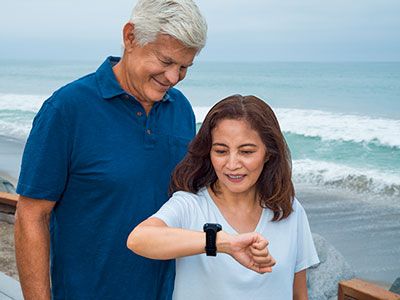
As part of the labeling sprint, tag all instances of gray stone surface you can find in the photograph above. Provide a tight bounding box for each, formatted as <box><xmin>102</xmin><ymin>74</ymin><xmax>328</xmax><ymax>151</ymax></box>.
<box><xmin>0</xmin><ymin>176</ymin><xmax>16</xmax><ymax>194</ymax></box>
<box><xmin>0</xmin><ymin>221</ymin><xmax>18</xmax><ymax>280</ymax></box>
<box><xmin>390</xmin><ymin>277</ymin><xmax>400</xmax><ymax>294</ymax></box>
<box><xmin>0</xmin><ymin>272</ymin><xmax>23</xmax><ymax>300</ymax></box>
<box><xmin>307</xmin><ymin>233</ymin><xmax>355</xmax><ymax>300</ymax></box>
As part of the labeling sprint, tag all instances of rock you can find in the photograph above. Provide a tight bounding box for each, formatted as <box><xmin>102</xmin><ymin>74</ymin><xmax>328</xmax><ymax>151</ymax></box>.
<box><xmin>390</xmin><ymin>277</ymin><xmax>400</xmax><ymax>294</ymax></box>
<box><xmin>0</xmin><ymin>177</ymin><xmax>16</xmax><ymax>194</ymax></box>
<box><xmin>307</xmin><ymin>233</ymin><xmax>355</xmax><ymax>300</ymax></box>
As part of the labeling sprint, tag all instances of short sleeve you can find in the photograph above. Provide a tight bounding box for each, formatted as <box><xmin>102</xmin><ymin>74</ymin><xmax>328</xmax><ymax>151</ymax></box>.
<box><xmin>17</xmin><ymin>99</ymin><xmax>70</xmax><ymax>201</ymax></box>
<box><xmin>152</xmin><ymin>192</ymin><xmax>195</xmax><ymax>229</ymax></box>
<box><xmin>294</xmin><ymin>199</ymin><xmax>320</xmax><ymax>272</ymax></box>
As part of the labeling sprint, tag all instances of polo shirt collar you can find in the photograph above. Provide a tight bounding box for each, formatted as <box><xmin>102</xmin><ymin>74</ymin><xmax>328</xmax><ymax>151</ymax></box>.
<box><xmin>95</xmin><ymin>56</ymin><xmax>174</xmax><ymax>102</ymax></box>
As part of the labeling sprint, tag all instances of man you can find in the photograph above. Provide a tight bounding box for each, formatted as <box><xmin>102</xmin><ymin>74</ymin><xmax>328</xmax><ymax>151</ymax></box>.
<box><xmin>14</xmin><ymin>0</ymin><xmax>207</xmax><ymax>299</ymax></box>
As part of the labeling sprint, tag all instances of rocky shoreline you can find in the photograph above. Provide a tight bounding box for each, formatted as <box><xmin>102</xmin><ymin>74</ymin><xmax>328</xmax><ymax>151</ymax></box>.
<box><xmin>0</xmin><ymin>219</ymin><xmax>18</xmax><ymax>280</ymax></box>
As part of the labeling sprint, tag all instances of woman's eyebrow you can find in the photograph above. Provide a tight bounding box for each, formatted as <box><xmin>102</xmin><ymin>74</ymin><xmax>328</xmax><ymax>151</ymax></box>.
<box><xmin>211</xmin><ymin>143</ymin><xmax>258</xmax><ymax>147</ymax></box>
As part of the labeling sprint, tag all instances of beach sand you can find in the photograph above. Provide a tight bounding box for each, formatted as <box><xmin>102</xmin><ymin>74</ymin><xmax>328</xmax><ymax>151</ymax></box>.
<box><xmin>296</xmin><ymin>184</ymin><xmax>400</xmax><ymax>287</ymax></box>
<box><xmin>0</xmin><ymin>136</ymin><xmax>398</xmax><ymax>288</ymax></box>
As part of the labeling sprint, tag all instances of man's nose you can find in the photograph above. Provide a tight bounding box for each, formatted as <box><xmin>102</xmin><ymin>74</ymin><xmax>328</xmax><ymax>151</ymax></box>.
<box><xmin>164</xmin><ymin>67</ymin><xmax>180</xmax><ymax>86</ymax></box>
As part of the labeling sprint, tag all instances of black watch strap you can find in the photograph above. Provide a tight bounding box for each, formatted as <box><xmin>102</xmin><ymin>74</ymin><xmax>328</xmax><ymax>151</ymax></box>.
<box><xmin>203</xmin><ymin>223</ymin><xmax>222</xmax><ymax>256</ymax></box>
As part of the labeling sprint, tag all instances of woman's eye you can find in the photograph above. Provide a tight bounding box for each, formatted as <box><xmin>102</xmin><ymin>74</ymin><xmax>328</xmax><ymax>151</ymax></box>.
<box><xmin>240</xmin><ymin>150</ymin><xmax>254</xmax><ymax>155</ymax></box>
<box><xmin>214</xmin><ymin>149</ymin><xmax>226</xmax><ymax>154</ymax></box>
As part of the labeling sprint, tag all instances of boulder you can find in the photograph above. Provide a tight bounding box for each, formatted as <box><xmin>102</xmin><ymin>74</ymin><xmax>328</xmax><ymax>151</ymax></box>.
<box><xmin>389</xmin><ymin>277</ymin><xmax>400</xmax><ymax>294</ymax></box>
<box><xmin>0</xmin><ymin>177</ymin><xmax>16</xmax><ymax>194</ymax></box>
<box><xmin>307</xmin><ymin>233</ymin><xmax>355</xmax><ymax>300</ymax></box>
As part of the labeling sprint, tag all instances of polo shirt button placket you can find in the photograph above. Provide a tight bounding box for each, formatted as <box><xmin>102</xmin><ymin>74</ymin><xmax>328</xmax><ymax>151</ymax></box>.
<box><xmin>144</xmin><ymin>127</ymin><xmax>155</xmax><ymax>149</ymax></box>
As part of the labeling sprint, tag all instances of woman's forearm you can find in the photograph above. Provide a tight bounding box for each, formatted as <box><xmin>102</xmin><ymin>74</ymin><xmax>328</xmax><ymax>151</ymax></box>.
<box><xmin>127</xmin><ymin>217</ymin><xmax>276</xmax><ymax>275</ymax></box>
<box><xmin>127</xmin><ymin>224</ymin><xmax>207</xmax><ymax>259</ymax></box>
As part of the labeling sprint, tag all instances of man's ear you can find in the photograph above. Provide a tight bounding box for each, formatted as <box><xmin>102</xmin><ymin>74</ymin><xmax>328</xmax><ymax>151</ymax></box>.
<box><xmin>122</xmin><ymin>22</ymin><xmax>135</xmax><ymax>51</ymax></box>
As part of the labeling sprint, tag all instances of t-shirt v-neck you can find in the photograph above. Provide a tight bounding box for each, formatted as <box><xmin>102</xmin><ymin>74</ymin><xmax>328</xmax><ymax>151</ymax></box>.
<box><xmin>201</xmin><ymin>187</ymin><xmax>270</xmax><ymax>235</ymax></box>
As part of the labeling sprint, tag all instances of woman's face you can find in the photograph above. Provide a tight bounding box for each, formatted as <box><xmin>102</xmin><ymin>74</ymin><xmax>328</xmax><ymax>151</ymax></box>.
<box><xmin>210</xmin><ymin>118</ymin><xmax>267</xmax><ymax>196</ymax></box>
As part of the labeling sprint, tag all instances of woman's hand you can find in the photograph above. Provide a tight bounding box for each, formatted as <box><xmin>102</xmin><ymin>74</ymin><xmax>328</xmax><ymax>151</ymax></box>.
<box><xmin>217</xmin><ymin>232</ymin><xmax>276</xmax><ymax>274</ymax></box>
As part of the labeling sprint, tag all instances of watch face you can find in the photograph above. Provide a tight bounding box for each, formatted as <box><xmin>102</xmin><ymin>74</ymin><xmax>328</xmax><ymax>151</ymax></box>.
<box><xmin>203</xmin><ymin>223</ymin><xmax>222</xmax><ymax>231</ymax></box>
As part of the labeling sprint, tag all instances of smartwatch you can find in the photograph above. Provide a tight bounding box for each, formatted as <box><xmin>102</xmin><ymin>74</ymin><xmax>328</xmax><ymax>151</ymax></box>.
<box><xmin>203</xmin><ymin>223</ymin><xmax>222</xmax><ymax>256</ymax></box>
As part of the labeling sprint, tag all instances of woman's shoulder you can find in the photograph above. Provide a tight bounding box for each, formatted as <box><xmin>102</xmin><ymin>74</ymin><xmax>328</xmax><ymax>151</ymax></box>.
<box><xmin>291</xmin><ymin>197</ymin><xmax>309</xmax><ymax>221</ymax></box>
<box><xmin>292</xmin><ymin>197</ymin><xmax>304</xmax><ymax>210</ymax></box>
<box><xmin>170</xmin><ymin>188</ymin><xmax>209</xmax><ymax>205</ymax></box>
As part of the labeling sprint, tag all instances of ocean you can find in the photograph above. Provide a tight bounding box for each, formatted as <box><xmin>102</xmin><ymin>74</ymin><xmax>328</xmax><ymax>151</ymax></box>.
<box><xmin>1</xmin><ymin>60</ymin><xmax>399</xmax><ymax>202</ymax></box>
<box><xmin>1</xmin><ymin>59</ymin><xmax>399</xmax><ymax>286</ymax></box>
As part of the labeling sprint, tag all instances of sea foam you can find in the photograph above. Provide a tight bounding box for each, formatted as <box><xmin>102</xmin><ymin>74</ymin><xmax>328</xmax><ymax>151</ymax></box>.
<box><xmin>0</xmin><ymin>93</ymin><xmax>47</xmax><ymax>140</ymax></box>
<box><xmin>276</xmin><ymin>108</ymin><xmax>400</xmax><ymax>149</ymax></box>
<box><xmin>194</xmin><ymin>106</ymin><xmax>400</xmax><ymax>148</ymax></box>
<box><xmin>0</xmin><ymin>93</ymin><xmax>47</xmax><ymax>112</ymax></box>
<box><xmin>293</xmin><ymin>159</ymin><xmax>400</xmax><ymax>198</ymax></box>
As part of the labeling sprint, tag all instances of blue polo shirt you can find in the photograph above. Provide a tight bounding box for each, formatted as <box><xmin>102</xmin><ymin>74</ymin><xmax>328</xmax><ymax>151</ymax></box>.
<box><xmin>17</xmin><ymin>56</ymin><xmax>196</xmax><ymax>300</ymax></box>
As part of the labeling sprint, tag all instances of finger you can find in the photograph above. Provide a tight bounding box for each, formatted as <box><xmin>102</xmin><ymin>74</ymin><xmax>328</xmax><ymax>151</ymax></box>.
<box><xmin>250</xmin><ymin>246</ymin><xmax>268</xmax><ymax>257</ymax></box>
<box><xmin>258</xmin><ymin>257</ymin><xmax>276</xmax><ymax>267</ymax></box>
<box><xmin>257</xmin><ymin>265</ymin><xmax>273</xmax><ymax>274</ymax></box>
<box><xmin>249</xmin><ymin>263</ymin><xmax>274</xmax><ymax>274</ymax></box>
<box><xmin>251</xmin><ymin>239</ymin><xmax>268</xmax><ymax>250</ymax></box>
<box><xmin>253</xmin><ymin>254</ymin><xmax>276</xmax><ymax>266</ymax></box>
<box><xmin>256</xmin><ymin>258</ymin><xmax>276</xmax><ymax>269</ymax></box>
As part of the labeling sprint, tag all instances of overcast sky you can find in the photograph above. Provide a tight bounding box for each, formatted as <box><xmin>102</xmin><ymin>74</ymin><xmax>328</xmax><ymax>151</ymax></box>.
<box><xmin>1</xmin><ymin>0</ymin><xmax>400</xmax><ymax>61</ymax></box>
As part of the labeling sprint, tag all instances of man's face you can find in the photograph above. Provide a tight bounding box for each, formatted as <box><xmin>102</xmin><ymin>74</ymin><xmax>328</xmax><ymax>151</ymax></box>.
<box><xmin>119</xmin><ymin>24</ymin><xmax>197</xmax><ymax>110</ymax></box>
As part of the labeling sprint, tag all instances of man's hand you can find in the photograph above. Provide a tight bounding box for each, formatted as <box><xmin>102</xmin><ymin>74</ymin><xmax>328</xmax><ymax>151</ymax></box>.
<box><xmin>217</xmin><ymin>231</ymin><xmax>276</xmax><ymax>274</ymax></box>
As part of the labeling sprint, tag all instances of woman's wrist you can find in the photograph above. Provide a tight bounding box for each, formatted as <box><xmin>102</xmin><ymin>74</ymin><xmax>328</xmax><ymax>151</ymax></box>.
<box><xmin>216</xmin><ymin>231</ymin><xmax>232</xmax><ymax>254</ymax></box>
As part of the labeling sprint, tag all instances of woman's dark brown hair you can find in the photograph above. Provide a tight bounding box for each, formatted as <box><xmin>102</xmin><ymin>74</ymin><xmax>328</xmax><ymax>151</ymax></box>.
<box><xmin>170</xmin><ymin>94</ymin><xmax>295</xmax><ymax>221</ymax></box>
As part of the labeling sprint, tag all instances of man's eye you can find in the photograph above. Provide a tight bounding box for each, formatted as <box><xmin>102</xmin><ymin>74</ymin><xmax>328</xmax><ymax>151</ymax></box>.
<box><xmin>160</xmin><ymin>59</ymin><xmax>171</xmax><ymax>65</ymax></box>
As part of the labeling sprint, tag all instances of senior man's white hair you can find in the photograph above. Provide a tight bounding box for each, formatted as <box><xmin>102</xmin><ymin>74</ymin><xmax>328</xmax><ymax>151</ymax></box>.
<box><xmin>130</xmin><ymin>0</ymin><xmax>207</xmax><ymax>53</ymax></box>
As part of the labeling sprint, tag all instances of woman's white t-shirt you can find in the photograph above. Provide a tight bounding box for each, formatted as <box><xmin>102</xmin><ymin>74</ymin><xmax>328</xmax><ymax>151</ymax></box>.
<box><xmin>153</xmin><ymin>187</ymin><xmax>319</xmax><ymax>300</ymax></box>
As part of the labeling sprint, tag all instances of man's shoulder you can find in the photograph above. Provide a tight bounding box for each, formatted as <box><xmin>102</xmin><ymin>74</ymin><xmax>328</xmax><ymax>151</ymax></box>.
<box><xmin>167</xmin><ymin>88</ymin><xmax>195</xmax><ymax>121</ymax></box>
<box><xmin>168</xmin><ymin>88</ymin><xmax>191</xmax><ymax>106</ymax></box>
<box><xmin>53</xmin><ymin>72</ymin><xmax>97</xmax><ymax>99</ymax></box>
<box><xmin>46</xmin><ymin>72</ymin><xmax>98</xmax><ymax>110</ymax></box>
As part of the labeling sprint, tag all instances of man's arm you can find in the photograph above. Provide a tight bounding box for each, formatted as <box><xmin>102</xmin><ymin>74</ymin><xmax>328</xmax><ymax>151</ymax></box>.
<box><xmin>14</xmin><ymin>196</ymin><xmax>56</xmax><ymax>300</ymax></box>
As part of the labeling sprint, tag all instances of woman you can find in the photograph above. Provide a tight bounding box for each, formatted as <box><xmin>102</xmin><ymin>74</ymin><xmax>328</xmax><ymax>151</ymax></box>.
<box><xmin>128</xmin><ymin>95</ymin><xmax>319</xmax><ymax>299</ymax></box>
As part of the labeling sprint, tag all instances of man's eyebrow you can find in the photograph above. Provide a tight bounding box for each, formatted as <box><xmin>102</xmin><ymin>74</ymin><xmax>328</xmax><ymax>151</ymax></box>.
<box><xmin>156</xmin><ymin>52</ymin><xmax>193</xmax><ymax>67</ymax></box>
